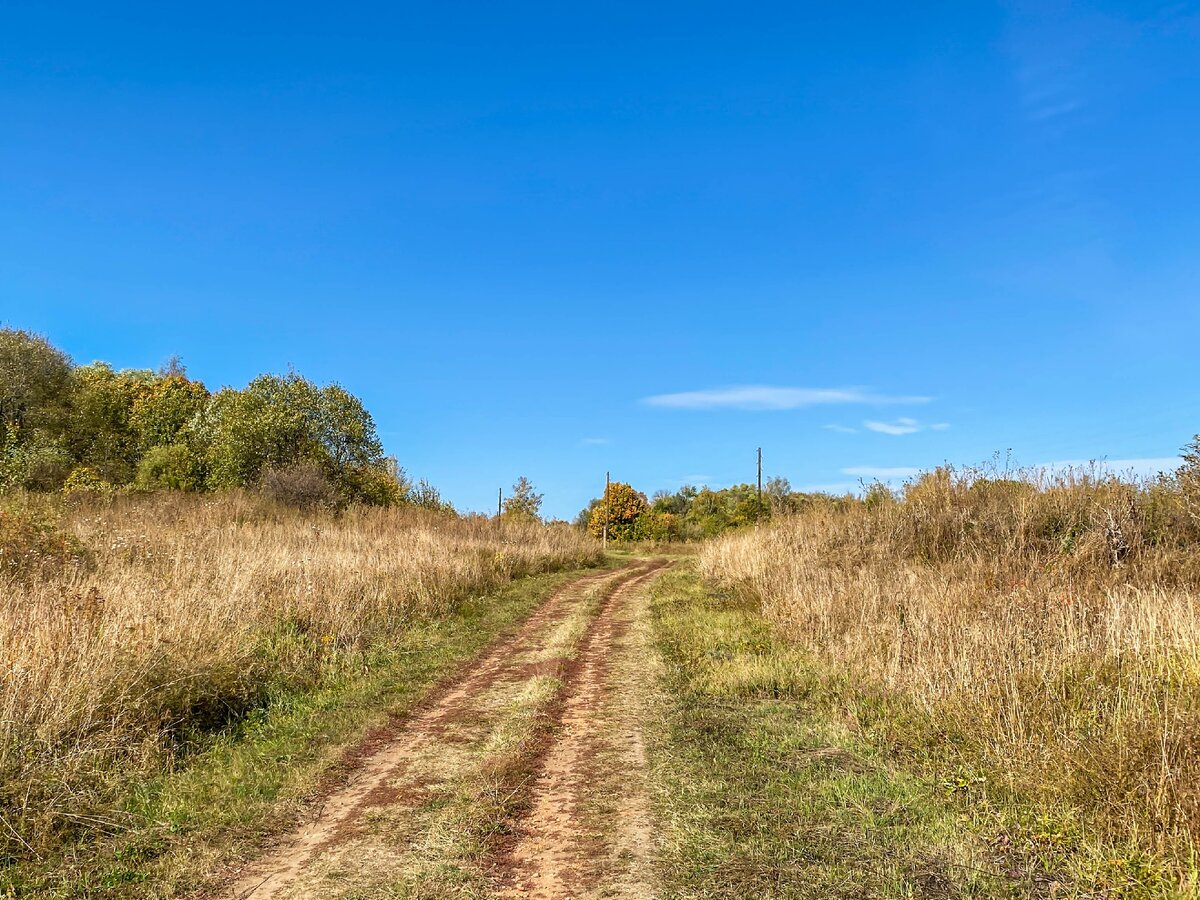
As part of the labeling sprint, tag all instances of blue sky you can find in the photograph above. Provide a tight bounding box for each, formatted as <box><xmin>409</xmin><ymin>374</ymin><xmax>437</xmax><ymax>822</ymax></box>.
<box><xmin>3</xmin><ymin>2</ymin><xmax>1199</xmax><ymax>519</ymax></box>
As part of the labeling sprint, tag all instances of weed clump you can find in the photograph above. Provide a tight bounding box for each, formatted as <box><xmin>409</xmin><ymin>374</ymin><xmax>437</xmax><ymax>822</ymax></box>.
<box><xmin>0</xmin><ymin>501</ymin><xmax>88</xmax><ymax>581</ymax></box>
<box><xmin>259</xmin><ymin>462</ymin><xmax>339</xmax><ymax>510</ymax></box>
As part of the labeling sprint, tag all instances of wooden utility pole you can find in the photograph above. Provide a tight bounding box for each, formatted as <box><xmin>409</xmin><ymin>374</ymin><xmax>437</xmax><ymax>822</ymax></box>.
<box><xmin>757</xmin><ymin>447</ymin><xmax>763</xmax><ymax>523</ymax></box>
<box><xmin>603</xmin><ymin>471</ymin><xmax>610</xmax><ymax>550</ymax></box>
<box><xmin>497</xmin><ymin>487</ymin><xmax>502</xmax><ymax>521</ymax></box>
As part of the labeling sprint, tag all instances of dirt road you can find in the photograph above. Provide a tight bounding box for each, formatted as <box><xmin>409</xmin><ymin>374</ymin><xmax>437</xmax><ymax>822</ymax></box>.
<box><xmin>219</xmin><ymin>559</ymin><xmax>668</xmax><ymax>900</ymax></box>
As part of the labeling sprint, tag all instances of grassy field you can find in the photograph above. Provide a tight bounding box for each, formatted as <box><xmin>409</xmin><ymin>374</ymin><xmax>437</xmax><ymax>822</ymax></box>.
<box><xmin>0</xmin><ymin>492</ymin><xmax>601</xmax><ymax>896</ymax></box>
<box><xmin>7</xmin><ymin>464</ymin><xmax>1200</xmax><ymax>898</ymax></box>
<box><xmin>700</xmin><ymin>466</ymin><xmax>1200</xmax><ymax>897</ymax></box>
<box><xmin>647</xmin><ymin>563</ymin><xmax>1003</xmax><ymax>899</ymax></box>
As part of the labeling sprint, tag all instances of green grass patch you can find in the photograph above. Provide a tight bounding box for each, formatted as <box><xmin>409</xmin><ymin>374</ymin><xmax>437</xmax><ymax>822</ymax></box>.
<box><xmin>647</xmin><ymin>564</ymin><xmax>1006</xmax><ymax>899</ymax></box>
<box><xmin>0</xmin><ymin>565</ymin><xmax>605</xmax><ymax>900</ymax></box>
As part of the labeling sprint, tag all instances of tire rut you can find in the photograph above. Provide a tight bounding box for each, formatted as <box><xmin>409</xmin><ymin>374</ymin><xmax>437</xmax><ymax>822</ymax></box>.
<box><xmin>217</xmin><ymin>562</ymin><xmax>656</xmax><ymax>900</ymax></box>
<box><xmin>495</xmin><ymin>560</ymin><xmax>669</xmax><ymax>899</ymax></box>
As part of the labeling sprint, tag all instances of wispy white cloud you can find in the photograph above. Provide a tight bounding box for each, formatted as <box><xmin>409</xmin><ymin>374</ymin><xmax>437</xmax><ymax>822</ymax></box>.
<box><xmin>861</xmin><ymin>418</ymin><xmax>952</xmax><ymax>436</ymax></box>
<box><xmin>580</xmin><ymin>437</ymin><xmax>611</xmax><ymax>446</ymax></box>
<box><xmin>864</xmin><ymin>417</ymin><xmax>921</xmax><ymax>436</ymax></box>
<box><xmin>643</xmin><ymin>385</ymin><xmax>932</xmax><ymax>411</ymax></box>
<box><xmin>823</xmin><ymin>424</ymin><xmax>858</xmax><ymax>434</ymax></box>
<box><xmin>841</xmin><ymin>465</ymin><xmax>922</xmax><ymax>479</ymax></box>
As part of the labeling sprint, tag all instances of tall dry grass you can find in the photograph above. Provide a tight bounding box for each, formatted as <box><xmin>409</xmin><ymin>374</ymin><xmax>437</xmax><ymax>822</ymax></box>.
<box><xmin>701</xmin><ymin>465</ymin><xmax>1200</xmax><ymax>887</ymax></box>
<box><xmin>0</xmin><ymin>492</ymin><xmax>600</xmax><ymax>858</ymax></box>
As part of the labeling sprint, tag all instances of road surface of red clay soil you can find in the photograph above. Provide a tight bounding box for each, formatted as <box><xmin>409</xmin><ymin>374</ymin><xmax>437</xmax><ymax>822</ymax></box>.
<box><xmin>217</xmin><ymin>559</ymin><xmax>668</xmax><ymax>900</ymax></box>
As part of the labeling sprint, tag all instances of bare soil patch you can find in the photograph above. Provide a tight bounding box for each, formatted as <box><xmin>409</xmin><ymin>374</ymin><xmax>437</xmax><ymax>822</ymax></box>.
<box><xmin>495</xmin><ymin>562</ymin><xmax>667</xmax><ymax>899</ymax></box>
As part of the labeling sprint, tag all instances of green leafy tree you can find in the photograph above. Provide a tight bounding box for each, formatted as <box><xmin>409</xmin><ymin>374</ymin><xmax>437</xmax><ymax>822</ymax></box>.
<box><xmin>0</xmin><ymin>329</ymin><xmax>409</xmax><ymax>508</ymax></box>
<box><xmin>202</xmin><ymin>379</ymin><xmax>314</xmax><ymax>489</ymax></box>
<box><xmin>66</xmin><ymin>363</ymin><xmax>151</xmax><ymax>483</ymax></box>
<box><xmin>502</xmin><ymin>476</ymin><xmax>543</xmax><ymax>522</ymax></box>
<box><xmin>310</xmin><ymin>383</ymin><xmax>384</xmax><ymax>469</ymax></box>
<box><xmin>0</xmin><ymin>328</ymin><xmax>73</xmax><ymax>435</ymax></box>
<box><xmin>635</xmin><ymin>508</ymin><xmax>681</xmax><ymax>541</ymax></box>
<box><xmin>0</xmin><ymin>429</ymin><xmax>74</xmax><ymax>491</ymax></box>
<box><xmin>0</xmin><ymin>329</ymin><xmax>75</xmax><ymax>488</ymax></box>
<box><xmin>202</xmin><ymin>374</ymin><xmax>388</xmax><ymax>494</ymax></box>
<box><xmin>129</xmin><ymin>373</ymin><xmax>210</xmax><ymax>453</ymax></box>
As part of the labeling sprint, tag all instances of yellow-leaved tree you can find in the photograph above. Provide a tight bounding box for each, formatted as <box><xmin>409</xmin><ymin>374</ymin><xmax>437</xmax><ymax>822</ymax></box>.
<box><xmin>587</xmin><ymin>481</ymin><xmax>648</xmax><ymax>542</ymax></box>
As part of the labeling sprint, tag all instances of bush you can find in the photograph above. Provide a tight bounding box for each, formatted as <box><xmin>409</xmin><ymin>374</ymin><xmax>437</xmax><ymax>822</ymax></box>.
<box><xmin>134</xmin><ymin>443</ymin><xmax>205</xmax><ymax>492</ymax></box>
<box><xmin>337</xmin><ymin>463</ymin><xmax>408</xmax><ymax>507</ymax></box>
<box><xmin>259</xmin><ymin>463</ymin><xmax>338</xmax><ymax>511</ymax></box>
<box><xmin>62</xmin><ymin>465</ymin><xmax>114</xmax><ymax>499</ymax></box>
<box><xmin>408</xmin><ymin>478</ymin><xmax>454</xmax><ymax>513</ymax></box>
<box><xmin>0</xmin><ymin>433</ymin><xmax>74</xmax><ymax>491</ymax></box>
<box><xmin>1180</xmin><ymin>434</ymin><xmax>1200</xmax><ymax>534</ymax></box>
<box><xmin>0</xmin><ymin>503</ymin><xmax>88</xmax><ymax>581</ymax></box>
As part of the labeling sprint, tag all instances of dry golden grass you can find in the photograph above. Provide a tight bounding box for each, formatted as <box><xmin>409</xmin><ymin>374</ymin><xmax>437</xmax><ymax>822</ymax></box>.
<box><xmin>0</xmin><ymin>492</ymin><xmax>600</xmax><ymax>860</ymax></box>
<box><xmin>701</xmin><ymin>466</ymin><xmax>1200</xmax><ymax>892</ymax></box>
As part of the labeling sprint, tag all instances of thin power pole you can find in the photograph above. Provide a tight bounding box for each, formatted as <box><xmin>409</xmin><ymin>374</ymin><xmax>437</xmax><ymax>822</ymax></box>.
<box><xmin>497</xmin><ymin>487</ymin><xmax>502</xmax><ymax>521</ymax></box>
<box><xmin>757</xmin><ymin>447</ymin><xmax>763</xmax><ymax>523</ymax></box>
<box><xmin>603</xmin><ymin>470</ymin><xmax>610</xmax><ymax>550</ymax></box>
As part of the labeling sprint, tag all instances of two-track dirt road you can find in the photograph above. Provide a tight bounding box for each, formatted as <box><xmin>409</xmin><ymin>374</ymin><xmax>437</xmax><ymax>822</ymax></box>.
<box><xmin>220</xmin><ymin>559</ymin><xmax>669</xmax><ymax>900</ymax></box>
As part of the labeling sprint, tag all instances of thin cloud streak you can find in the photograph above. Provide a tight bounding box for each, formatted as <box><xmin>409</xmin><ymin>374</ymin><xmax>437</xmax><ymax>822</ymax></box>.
<box><xmin>864</xmin><ymin>417</ymin><xmax>921</xmax><ymax>436</ymax></box>
<box><xmin>862</xmin><ymin>418</ymin><xmax>953</xmax><ymax>436</ymax></box>
<box><xmin>643</xmin><ymin>385</ymin><xmax>932</xmax><ymax>411</ymax></box>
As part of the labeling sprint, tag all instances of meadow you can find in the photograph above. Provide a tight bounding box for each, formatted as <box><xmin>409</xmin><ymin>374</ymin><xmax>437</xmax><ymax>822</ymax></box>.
<box><xmin>0</xmin><ymin>492</ymin><xmax>600</xmax><ymax>874</ymax></box>
<box><xmin>701</xmin><ymin>462</ymin><xmax>1200</xmax><ymax>894</ymax></box>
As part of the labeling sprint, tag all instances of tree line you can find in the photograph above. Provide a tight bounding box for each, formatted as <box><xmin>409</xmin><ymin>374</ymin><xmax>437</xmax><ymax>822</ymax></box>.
<box><xmin>0</xmin><ymin>327</ymin><xmax>417</xmax><ymax>507</ymax></box>
<box><xmin>576</xmin><ymin>478</ymin><xmax>849</xmax><ymax>541</ymax></box>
